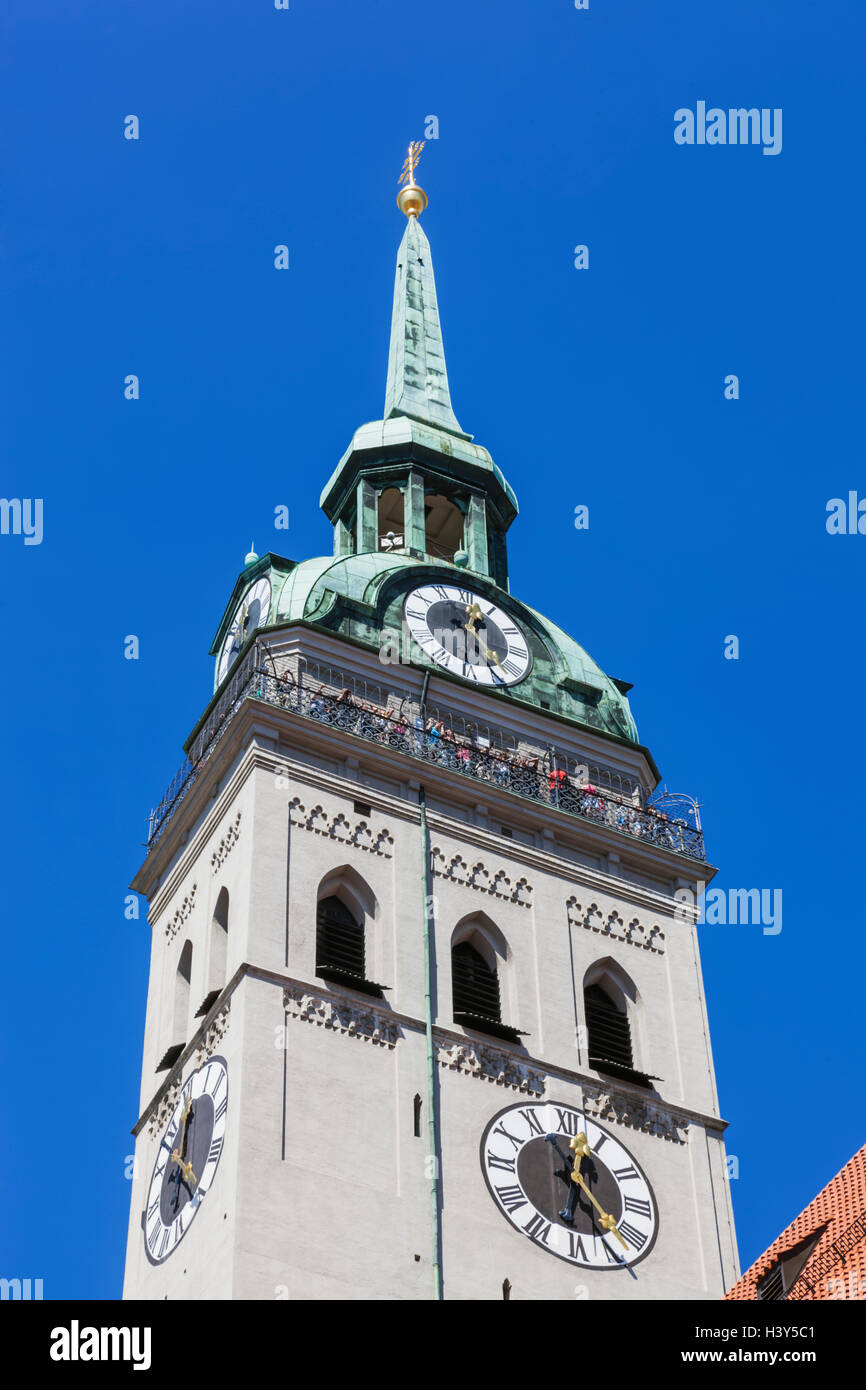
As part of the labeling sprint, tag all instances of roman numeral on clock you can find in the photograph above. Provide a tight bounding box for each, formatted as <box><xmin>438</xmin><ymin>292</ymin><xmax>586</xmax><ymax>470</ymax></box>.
<box><xmin>486</xmin><ymin>1151</ymin><xmax>516</xmax><ymax>1173</ymax></box>
<box><xmin>568</xmin><ymin>1232</ymin><xmax>590</xmax><ymax>1261</ymax></box>
<box><xmin>555</xmin><ymin>1108</ymin><xmax>581</xmax><ymax>1136</ymax></box>
<box><xmin>209</xmin><ymin>1137</ymin><xmax>224</xmax><ymax>1163</ymax></box>
<box><xmin>147</xmin><ymin>1223</ymin><xmax>160</xmax><ymax>1254</ymax></box>
<box><xmin>613</xmin><ymin>1164</ymin><xmax>640</xmax><ymax>1182</ymax></box>
<box><xmin>523</xmin><ymin>1214</ymin><xmax>551</xmax><ymax>1245</ymax></box>
<box><xmin>623</xmin><ymin>1196</ymin><xmax>651</xmax><ymax>1219</ymax></box>
<box><xmin>492</xmin><ymin>1121</ymin><xmax>523</xmax><ymax>1151</ymax></box>
<box><xmin>495</xmin><ymin>1185</ymin><xmax>528</xmax><ymax>1214</ymax></box>
<box><xmin>520</xmin><ymin>1108</ymin><xmax>544</xmax><ymax>1136</ymax></box>
<box><xmin>617</xmin><ymin>1222</ymin><xmax>647</xmax><ymax>1251</ymax></box>
<box><xmin>214</xmin><ymin>1098</ymin><xmax>227</xmax><ymax>1124</ymax></box>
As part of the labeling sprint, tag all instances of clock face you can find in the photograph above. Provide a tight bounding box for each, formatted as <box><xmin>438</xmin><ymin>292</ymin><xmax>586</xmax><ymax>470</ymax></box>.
<box><xmin>143</xmin><ymin>1056</ymin><xmax>228</xmax><ymax>1265</ymax></box>
<box><xmin>480</xmin><ymin>1101</ymin><xmax>658</xmax><ymax>1269</ymax></box>
<box><xmin>403</xmin><ymin>583</ymin><xmax>532</xmax><ymax>687</ymax></box>
<box><xmin>217</xmin><ymin>577</ymin><xmax>271</xmax><ymax>684</ymax></box>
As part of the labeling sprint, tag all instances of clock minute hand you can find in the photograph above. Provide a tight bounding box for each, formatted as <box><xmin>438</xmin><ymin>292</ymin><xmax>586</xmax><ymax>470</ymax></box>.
<box><xmin>571</xmin><ymin>1170</ymin><xmax>629</xmax><ymax>1250</ymax></box>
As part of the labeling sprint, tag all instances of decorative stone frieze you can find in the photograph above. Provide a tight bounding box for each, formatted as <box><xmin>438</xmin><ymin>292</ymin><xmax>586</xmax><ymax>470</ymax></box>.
<box><xmin>288</xmin><ymin>798</ymin><xmax>394</xmax><ymax>857</ymax></box>
<box><xmin>195</xmin><ymin>1000</ymin><xmax>231</xmax><ymax>1065</ymax></box>
<box><xmin>211</xmin><ymin>812</ymin><xmax>241</xmax><ymax>873</ymax></box>
<box><xmin>431</xmin><ymin>847</ymin><xmax>533</xmax><ymax>907</ymax></box>
<box><xmin>582</xmin><ymin>1084</ymin><xmax>690</xmax><ymax>1144</ymax></box>
<box><xmin>567</xmin><ymin>896</ymin><xmax>665</xmax><ymax>953</ymax></box>
<box><xmin>165</xmin><ymin>884</ymin><xmax>197</xmax><ymax>941</ymax></box>
<box><xmin>436</xmin><ymin>1039</ymin><xmax>545</xmax><ymax>1094</ymax></box>
<box><xmin>146</xmin><ymin>1079</ymin><xmax>181</xmax><ymax>1139</ymax></box>
<box><xmin>283</xmin><ymin>984</ymin><xmax>399</xmax><ymax>1047</ymax></box>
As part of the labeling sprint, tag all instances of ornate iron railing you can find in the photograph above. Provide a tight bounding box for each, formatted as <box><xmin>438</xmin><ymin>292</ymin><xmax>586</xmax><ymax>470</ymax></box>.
<box><xmin>146</xmin><ymin>657</ymin><xmax>706</xmax><ymax>862</ymax></box>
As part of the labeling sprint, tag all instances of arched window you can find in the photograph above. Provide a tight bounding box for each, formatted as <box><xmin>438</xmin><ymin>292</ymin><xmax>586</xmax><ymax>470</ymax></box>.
<box><xmin>584</xmin><ymin>983</ymin><xmax>633</xmax><ymax>1070</ymax></box>
<box><xmin>196</xmin><ymin>887</ymin><xmax>228</xmax><ymax>1018</ymax></box>
<box><xmin>424</xmin><ymin>492</ymin><xmax>464</xmax><ymax>561</ymax></box>
<box><xmin>451</xmin><ymin>926</ymin><xmax>523</xmax><ymax>1044</ymax></box>
<box><xmin>378</xmin><ymin>486</ymin><xmax>405</xmax><ymax>552</ymax></box>
<box><xmin>452</xmin><ymin>941</ymin><xmax>502</xmax><ymax>1024</ymax></box>
<box><xmin>158</xmin><ymin>939</ymin><xmax>192</xmax><ymax>1072</ymax></box>
<box><xmin>582</xmin><ymin>967</ymin><xmax>655</xmax><ymax>1089</ymax></box>
<box><xmin>316</xmin><ymin>894</ymin><xmax>384</xmax><ymax>998</ymax></box>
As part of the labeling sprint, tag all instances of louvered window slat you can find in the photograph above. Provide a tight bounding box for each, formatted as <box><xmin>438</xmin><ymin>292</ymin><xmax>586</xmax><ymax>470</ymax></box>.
<box><xmin>452</xmin><ymin>942</ymin><xmax>501</xmax><ymax>1023</ymax></box>
<box><xmin>316</xmin><ymin>896</ymin><xmax>365</xmax><ymax>979</ymax></box>
<box><xmin>585</xmin><ymin>984</ymin><xmax>633</xmax><ymax>1068</ymax></box>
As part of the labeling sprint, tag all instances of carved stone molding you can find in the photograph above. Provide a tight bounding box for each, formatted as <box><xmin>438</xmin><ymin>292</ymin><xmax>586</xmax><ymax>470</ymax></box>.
<box><xmin>283</xmin><ymin>984</ymin><xmax>399</xmax><ymax>1047</ymax></box>
<box><xmin>436</xmin><ymin>1038</ymin><xmax>545</xmax><ymax>1095</ymax></box>
<box><xmin>288</xmin><ymin>798</ymin><xmax>394</xmax><ymax>857</ymax></box>
<box><xmin>165</xmin><ymin>884</ymin><xmax>197</xmax><ymax>941</ymax></box>
<box><xmin>211</xmin><ymin>812</ymin><xmax>241</xmax><ymax>874</ymax></box>
<box><xmin>146</xmin><ymin>1079</ymin><xmax>181</xmax><ymax>1139</ymax></box>
<box><xmin>431</xmin><ymin>847</ymin><xmax>533</xmax><ymax>908</ymax></box>
<box><xmin>582</xmin><ymin>1083</ymin><xmax>690</xmax><ymax>1144</ymax></box>
<box><xmin>195</xmin><ymin>1001</ymin><xmax>231</xmax><ymax>1065</ymax></box>
<box><xmin>567</xmin><ymin>897</ymin><xmax>665</xmax><ymax>954</ymax></box>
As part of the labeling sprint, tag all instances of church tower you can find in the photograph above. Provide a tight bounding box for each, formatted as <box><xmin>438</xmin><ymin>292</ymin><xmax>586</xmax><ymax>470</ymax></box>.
<box><xmin>123</xmin><ymin>151</ymin><xmax>739</xmax><ymax>1301</ymax></box>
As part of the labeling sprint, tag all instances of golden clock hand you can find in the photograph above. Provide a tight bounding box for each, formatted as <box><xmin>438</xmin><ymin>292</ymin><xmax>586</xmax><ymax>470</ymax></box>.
<box><xmin>175</xmin><ymin>1094</ymin><xmax>192</xmax><ymax>1155</ymax></box>
<box><xmin>169</xmin><ymin>1150</ymin><xmax>198</xmax><ymax>1188</ymax></box>
<box><xmin>570</xmin><ymin>1132</ymin><xmax>592</xmax><ymax>1161</ymax></box>
<box><xmin>464</xmin><ymin>601</ymin><xmax>484</xmax><ymax>633</ymax></box>
<box><xmin>571</xmin><ymin>1170</ymin><xmax>629</xmax><ymax>1250</ymax></box>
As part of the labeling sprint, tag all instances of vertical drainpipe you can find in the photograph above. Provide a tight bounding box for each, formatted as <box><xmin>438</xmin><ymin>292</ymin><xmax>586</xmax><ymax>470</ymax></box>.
<box><xmin>417</xmin><ymin>667</ymin><xmax>442</xmax><ymax>1299</ymax></box>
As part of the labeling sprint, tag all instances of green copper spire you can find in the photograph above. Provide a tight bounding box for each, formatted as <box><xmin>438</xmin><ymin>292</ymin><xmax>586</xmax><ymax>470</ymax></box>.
<box><xmin>384</xmin><ymin>214</ymin><xmax>469</xmax><ymax>440</ymax></box>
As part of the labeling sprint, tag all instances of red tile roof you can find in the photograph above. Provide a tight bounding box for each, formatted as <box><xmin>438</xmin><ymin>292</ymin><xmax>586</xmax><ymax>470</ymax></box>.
<box><xmin>727</xmin><ymin>1143</ymin><xmax>866</xmax><ymax>1300</ymax></box>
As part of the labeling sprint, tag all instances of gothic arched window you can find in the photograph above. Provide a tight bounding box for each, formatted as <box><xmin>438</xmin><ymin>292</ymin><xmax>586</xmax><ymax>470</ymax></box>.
<box><xmin>158</xmin><ymin>939</ymin><xmax>192</xmax><ymax>1072</ymax></box>
<box><xmin>583</xmin><ymin>978</ymin><xmax>655</xmax><ymax>1089</ymax></box>
<box><xmin>584</xmin><ymin>982</ymin><xmax>633</xmax><ymax>1070</ymax></box>
<box><xmin>316</xmin><ymin>894</ymin><xmax>383</xmax><ymax>998</ymax></box>
<box><xmin>196</xmin><ymin>887</ymin><xmax>228</xmax><ymax>1018</ymax></box>
<box><xmin>452</xmin><ymin>937</ymin><xmax>522</xmax><ymax>1044</ymax></box>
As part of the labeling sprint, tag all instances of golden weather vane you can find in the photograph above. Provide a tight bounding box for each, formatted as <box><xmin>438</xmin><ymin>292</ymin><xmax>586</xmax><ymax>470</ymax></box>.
<box><xmin>396</xmin><ymin>141</ymin><xmax>428</xmax><ymax>218</ymax></box>
<box><xmin>398</xmin><ymin>140</ymin><xmax>425</xmax><ymax>188</ymax></box>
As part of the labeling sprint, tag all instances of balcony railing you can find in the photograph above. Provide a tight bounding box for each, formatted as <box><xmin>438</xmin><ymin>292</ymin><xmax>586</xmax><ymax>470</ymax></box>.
<box><xmin>145</xmin><ymin>656</ymin><xmax>706</xmax><ymax>862</ymax></box>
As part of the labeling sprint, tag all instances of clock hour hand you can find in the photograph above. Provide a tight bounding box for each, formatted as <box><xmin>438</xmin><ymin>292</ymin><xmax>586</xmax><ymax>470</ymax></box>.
<box><xmin>545</xmin><ymin>1134</ymin><xmax>581</xmax><ymax>1223</ymax></box>
<box><xmin>170</xmin><ymin>1152</ymin><xmax>198</xmax><ymax>1189</ymax></box>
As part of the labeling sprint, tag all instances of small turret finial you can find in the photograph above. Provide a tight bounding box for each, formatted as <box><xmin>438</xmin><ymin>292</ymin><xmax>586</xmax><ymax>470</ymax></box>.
<box><xmin>244</xmin><ymin>542</ymin><xmax>258</xmax><ymax>568</ymax></box>
<box><xmin>397</xmin><ymin>141</ymin><xmax>428</xmax><ymax>218</ymax></box>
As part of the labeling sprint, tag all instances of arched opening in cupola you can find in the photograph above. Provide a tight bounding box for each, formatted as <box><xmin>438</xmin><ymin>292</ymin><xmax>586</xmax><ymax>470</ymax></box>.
<box><xmin>377</xmin><ymin>486</ymin><xmax>405</xmax><ymax>552</ymax></box>
<box><xmin>424</xmin><ymin>492</ymin><xmax>464</xmax><ymax>561</ymax></box>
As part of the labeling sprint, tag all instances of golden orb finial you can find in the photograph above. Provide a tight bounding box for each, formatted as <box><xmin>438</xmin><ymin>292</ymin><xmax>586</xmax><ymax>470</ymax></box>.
<box><xmin>397</xmin><ymin>141</ymin><xmax>428</xmax><ymax>218</ymax></box>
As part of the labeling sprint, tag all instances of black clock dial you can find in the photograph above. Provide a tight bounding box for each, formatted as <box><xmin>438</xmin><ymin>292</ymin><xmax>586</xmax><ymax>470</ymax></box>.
<box><xmin>143</xmin><ymin>1056</ymin><xmax>228</xmax><ymax>1265</ymax></box>
<box><xmin>423</xmin><ymin>597</ymin><xmax>509</xmax><ymax>665</ymax></box>
<box><xmin>403</xmin><ymin>583</ymin><xmax>532</xmax><ymax>686</ymax></box>
<box><xmin>480</xmin><ymin>1101</ymin><xmax>658</xmax><ymax>1269</ymax></box>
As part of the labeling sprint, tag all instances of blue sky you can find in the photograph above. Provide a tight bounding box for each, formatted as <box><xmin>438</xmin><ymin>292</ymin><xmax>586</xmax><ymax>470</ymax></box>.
<box><xmin>2</xmin><ymin>0</ymin><xmax>863</xmax><ymax>1297</ymax></box>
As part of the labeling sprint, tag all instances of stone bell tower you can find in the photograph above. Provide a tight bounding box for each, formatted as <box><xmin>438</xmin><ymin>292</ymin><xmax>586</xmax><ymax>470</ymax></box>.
<box><xmin>123</xmin><ymin>148</ymin><xmax>739</xmax><ymax>1301</ymax></box>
